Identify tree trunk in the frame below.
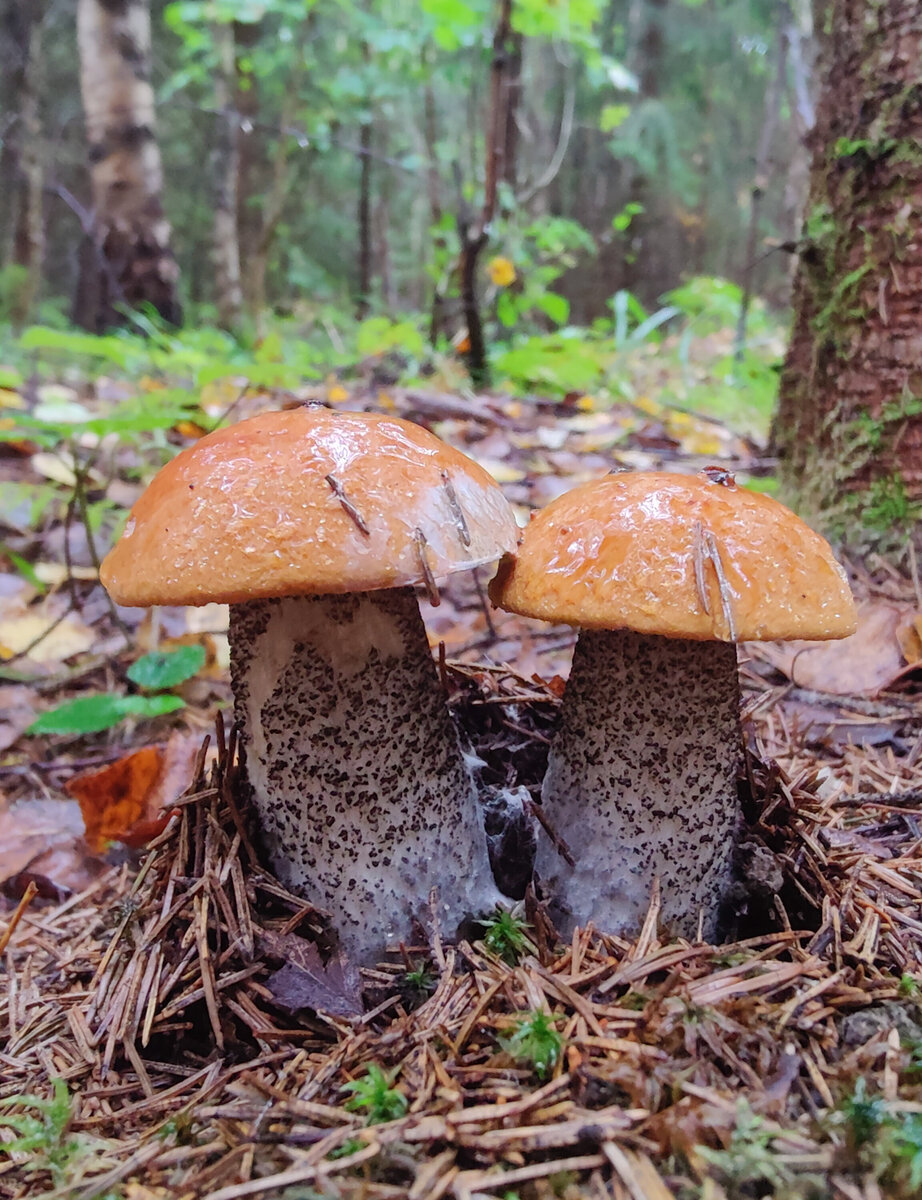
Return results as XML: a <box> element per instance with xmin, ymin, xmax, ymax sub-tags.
<box><xmin>772</xmin><ymin>0</ymin><xmax>922</xmax><ymax>553</ymax></box>
<box><xmin>2</xmin><ymin>0</ymin><xmax>45</xmax><ymax>326</ymax></box>
<box><xmin>212</xmin><ymin>20</ymin><xmax>242</xmax><ymax>331</ymax></box>
<box><xmin>74</xmin><ymin>0</ymin><xmax>181</xmax><ymax>331</ymax></box>
<box><xmin>356</xmin><ymin>120</ymin><xmax>373</xmax><ymax>318</ymax></box>
<box><xmin>459</xmin><ymin>0</ymin><xmax>519</xmax><ymax>388</ymax></box>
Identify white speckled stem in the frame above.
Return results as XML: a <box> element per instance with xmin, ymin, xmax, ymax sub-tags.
<box><xmin>229</xmin><ymin>589</ymin><xmax>501</xmax><ymax>965</ymax></box>
<box><xmin>535</xmin><ymin>630</ymin><xmax>742</xmax><ymax>942</ymax></box>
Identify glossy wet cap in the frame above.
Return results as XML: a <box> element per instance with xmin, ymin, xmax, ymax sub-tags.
<box><xmin>490</xmin><ymin>469</ymin><xmax>857</xmax><ymax>642</ymax></box>
<box><xmin>101</xmin><ymin>407</ymin><xmax>519</xmax><ymax>606</ymax></box>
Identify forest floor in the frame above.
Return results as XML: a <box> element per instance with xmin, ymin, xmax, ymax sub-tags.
<box><xmin>2</xmin><ymin>328</ymin><xmax>922</xmax><ymax>1199</ymax></box>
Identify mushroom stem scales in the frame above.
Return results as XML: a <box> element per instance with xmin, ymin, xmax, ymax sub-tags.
<box><xmin>230</xmin><ymin>588</ymin><xmax>501</xmax><ymax>962</ymax></box>
<box><xmin>536</xmin><ymin>630</ymin><xmax>740</xmax><ymax>941</ymax></box>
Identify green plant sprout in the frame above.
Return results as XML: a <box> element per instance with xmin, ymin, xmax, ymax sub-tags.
<box><xmin>498</xmin><ymin>1011</ymin><xmax>565</xmax><ymax>1080</ymax></box>
<box><xmin>478</xmin><ymin>907</ymin><xmax>537</xmax><ymax>965</ymax></box>
<box><xmin>0</xmin><ymin>1078</ymin><xmax>118</xmax><ymax>1194</ymax></box>
<box><xmin>27</xmin><ymin>644</ymin><xmax>205</xmax><ymax>737</ymax></box>
<box><xmin>342</xmin><ymin>1064</ymin><xmax>408</xmax><ymax>1125</ymax></box>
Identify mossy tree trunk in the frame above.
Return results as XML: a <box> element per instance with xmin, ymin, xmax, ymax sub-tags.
<box><xmin>773</xmin><ymin>0</ymin><xmax>922</xmax><ymax>551</ymax></box>
<box><xmin>74</xmin><ymin>0</ymin><xmax>181</xmax><ymax>331</ymax></box>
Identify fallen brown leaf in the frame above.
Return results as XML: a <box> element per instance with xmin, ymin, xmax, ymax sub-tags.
<box><xmin>65</xmin><ymin>731</ymin><xmax>201</xmax><ymax>854</ymax></box>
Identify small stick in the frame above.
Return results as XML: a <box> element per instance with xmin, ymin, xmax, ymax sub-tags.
<box><xmin>705</xmin><ymin>530</ymin><xmax>737</xmax><ymax>641</ymax></box>
<box><xmin>325</xmin><ymin>473</ymin><xmax>370</xmax><ymax>535</ymax></box>
<box><xmin>472</xmin><ymin>566</ymin><xmax>497</xmax><ymax>638</ymax></box>
<box><xmin>692</xmin><ymin>521</ymin><xmax>710</xmax><ymax>615</ymax></box>
<box><xmin>413</xmin><ymin>528</ymin><xmax>441</xmax><ymax>606</ymax></box>
<box><xmin>440</xmin><ymin>469</ymin><xmax>471</xmax><ymax>546</ymax></box>
<box><xmin>0</xmin><ymin>880</ymin><xmax>38</xmax><ymax>955</ymax></box>
<box><xmin>526</xmin><ymin>798</ymin><xmax>575</xmax><ymax>867</ymax></box>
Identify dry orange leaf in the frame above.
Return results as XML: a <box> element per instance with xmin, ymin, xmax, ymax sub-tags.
<box><xmin>66</xmin><ymin>746</ymin><xmax>163</xmax><ymax>854</ymax></box>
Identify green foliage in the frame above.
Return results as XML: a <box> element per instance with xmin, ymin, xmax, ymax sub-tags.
<box><xmin>494</xmin><ymin>332</ymin><xmax>612</xmax><ymax>396</ymax></box>
<box><xmin>478</xmin><ymin>907</ymin><xmax>536</xmax><ymax>965</ymax></box>
<box><xmin>833</xmin><ymin>1080</ymin><xmax>922</xmax><ymax>1195</ymax></box>
<box><xmin>127</xmin><ymin>645</ymin><xmax>207</xmax><ymax>690</ymax></box>
<box><xmin>0</xmin><ymin>1078</ymin><xmax>116</xmax><ymax>1192</ymax></box>
<box><xmin>403</xmin><ymin>960</ymin><xmax>436</xmax><ymax>996</ymax></box>
<box><xmin>327</xmin><ymin>1136</ymin><xmax>365</xmax><ymax>1160</ymax></box>
<box><xmin>27</xmin><ymin>694</ymin><xmax>185</xmax><ymax>737</ymax></box>
<box><xmin>356</xmin><ymin>317</ymin><xmax>426</xmax><ymax>360</ymax></box>
<box><xmin>342</xmin><ymin>1064</ymin><xmax>408</xmax><ymax>1125</ymax></box>
<box><xmin>840</xmin><ymin>1078</ymin><xmax>887</xmax><ymax>1152</ymax></box>
<box><xmin>696</xmin><ymin>1101</ymin><xmax>822</xmax><ymax>1195</ymax></box>
<box><xmin>899</xmin><ymin>973</ymin><xmax>922</xmax><ymax>998</ymax></box>
<box><xmin>498</xmin><ymin>1011</ymin><xmax>564</xmax><ymax>1080</ymax></box>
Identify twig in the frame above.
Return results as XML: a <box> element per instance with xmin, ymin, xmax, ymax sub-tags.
<box><xmin>705</xmin><ymin>530</ymin><xmax>737</xmax><ymax>640</ymax></box>
<box><xmin>692</xmin><ymin>521</ymin><xmax>710</xmax><ymax>615</ymax></box>
<box><xmin>325</xmin><ymin>473</ymin><xmax>370</xmax><ymax>535</ymax></box>
<box><xmin>440</xmin><ymin>470</ymin><xmax>471</xmax><ymax>547</ymax></box>
<box><xmin>0</xmin><ymin>881</ymin><xmax>38</xmax><ymax>955</ymax></box>
<box><xmin>413</xmin><ymin>528</ymin><xmax>440</xmax><ymax>606</ymax></box>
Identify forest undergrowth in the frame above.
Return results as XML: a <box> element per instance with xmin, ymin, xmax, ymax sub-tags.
<box><xmin>2</xmin><ymin>298</ymin><xmax>922</xmax><ymax>1199</ymax></box>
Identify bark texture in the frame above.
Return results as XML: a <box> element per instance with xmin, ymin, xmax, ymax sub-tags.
<box><xmin>230</xmin><ymin>589</ymin><xmax>501</xmax><ymax>965</ymax></box>
<box><xmin>773</xmin><ymin>0</ymin><xmax>922</xmax><ymax>550</ymax></box>
<box><xmin>535</xmin><ymin>631</ymin><xmax>741</xmax><ymax>942</ymax></box>
<box><xmin>75</xmin><ymin>0</ymin><xmax>181</xmax><ymax>331</ymax></box>
<box><xmin>2</xmin><ymin>0</ymin><xmax>44</xmax><ymax>326</ymax></box>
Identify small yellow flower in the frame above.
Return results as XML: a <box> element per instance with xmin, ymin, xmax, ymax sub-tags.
<box><xmin>487</xmin><ymin>256</ymin><xmax>517</xmax><ymax>287</ymax></box>
<box><xmin>327</xmin><ymin>384</ymin><xmax>349</xmax><ymax>404</ymax></box>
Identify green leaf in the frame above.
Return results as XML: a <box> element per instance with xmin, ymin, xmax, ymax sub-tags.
<box><xmin>28</xmin><ymin>694</ymin><xmax>184</xmax><ymax>736</ymax></box>
<box><xmin>127</xmin><ymin>645</ymin><xmax>206</xmax><ymax>690</ymax></box>
<box><xmin>19</xmin><ymin>326</ymin><xmax>134</xmax><ymax>370</ymax></box>
<box><xmin>496</xmin><ymin>291</ymin><xmax>518</xmax><ymax>329</ymax></box>
<box><xmin>600</xmin><ymin>103</ymin><xmax>631</xmax><ymax>133</ymax></box>
<box><xmin>535</xmin><ymin>292</ymin><xmax>570</xmax><ymax>326</ymax></box>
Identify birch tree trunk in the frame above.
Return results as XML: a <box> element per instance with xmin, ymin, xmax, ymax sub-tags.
<box><xmin>773</xmin><ymin>0</ymin><xmax>922</xmax><ymax>554</ymax></box>
<box><xmin>74</xmin><ymin>0</ymin><xmax>181</xmax><ymax>331</ymax></box>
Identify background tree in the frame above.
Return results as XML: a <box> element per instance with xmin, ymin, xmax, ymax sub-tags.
<box><xmin>211</xmin><ymin>18</ymin><xmax>243</xmax><ymax>330</ymax></box>
<box><xmin>74</xmin><ymin>0</ymin><xmax>181</xmax><ymax>331</ymax></box>
<box><xmin>1</xmin><ymin>0</ymin><xmax>45</xmax><ymax>326</ymax></box>
<box><xmin>773</xmin><ymin>0</ymin><xmax>922</xmax><ymax>552</ymax></box>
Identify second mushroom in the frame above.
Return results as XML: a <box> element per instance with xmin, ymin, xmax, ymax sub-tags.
<box><xmin>490</xmin><ymin>469</ymin><xmax>857</xmax><ymax>941</ymax></box>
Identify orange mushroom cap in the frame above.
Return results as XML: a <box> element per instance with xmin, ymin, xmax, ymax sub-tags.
<box><xmin>490</xmin><ymin>470</ymin><xmax>857</xmax><ymax>642</ymax></box>
<box><xmin>101</xmin><ymin>407</ymin><xmax>518</xmax><ymax>607</ymax></box>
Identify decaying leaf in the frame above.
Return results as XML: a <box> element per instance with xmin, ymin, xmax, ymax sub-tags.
<box><xmin>260</xmin><ymin>929</ymin><xmax>363</xmax><ymax>1017</ymax></box>
<box><xmin>66</xmin><ymin>746</ymin><xmax>164</xmax><ymax>853</ymax></box>
<box><xmin>0</xmin><ymin>796</ymin><xmax>100</xmax><ymax>896</ymax></box>
<box><xmin>65</xmin><ymin>732</ymin><xmax>199</xmax><ymax>853</ymax></box>
<box><xmin>747</xmin><ymin>601</ymin><xmax>910</xmax><ymax>695</ymax></box>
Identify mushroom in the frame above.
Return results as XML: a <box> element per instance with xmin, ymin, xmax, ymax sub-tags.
<box><xmin>489</xmin><ymin>468</ymin><xmax>857</xmax><ymax>941</ymax></box>
<box><xmin>101</xmin><ymin>406</ymin><xmax>519</xmax><ymax>963</ymax></box>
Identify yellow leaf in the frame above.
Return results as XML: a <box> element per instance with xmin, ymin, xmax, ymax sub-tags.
<box><xmin>31</xmin><ymin>451</ymin><xmax>77</xmax><ymax>487</ymax></box>
<box><xmin>633</xmin><ymin>395</ymin><xmax>662</xmax><ymax>417</ymax></box>
<box><xmin>0</xmin><ymin>387</ymin><xmax>25</xmax><ymax>410</ymax></box>
<box><xmin>327</xmin><ymin>384</ymin><xmax>349</xmax><ymax>403</ymax></box>
<box><xmin>474</xmin><ymin>457</ymin><xmax>526</xmax><ymax>483</ymax></box>
<box><xmin>32</xmin><ymin>563</ymin><xmax>98</xmax><ymax>585</ymax></box>
<box><xmin>0</xmin><ymin>610</ymin><xmax>96</xmax><ymax>663</ymax></box>
<box><xmin>487</xmin><ymin>257</ymin><xmax>517</xmax><ymax>287</ymax></box>
<box><xmin>575</xmin><ymin>394</ymin><xmax>596</xmax><ymax>412</ymax></box>
<box><xmin>680</xmin><ymin>430</ymin><xmax>728</xmax><ymax>456</ymax></box>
